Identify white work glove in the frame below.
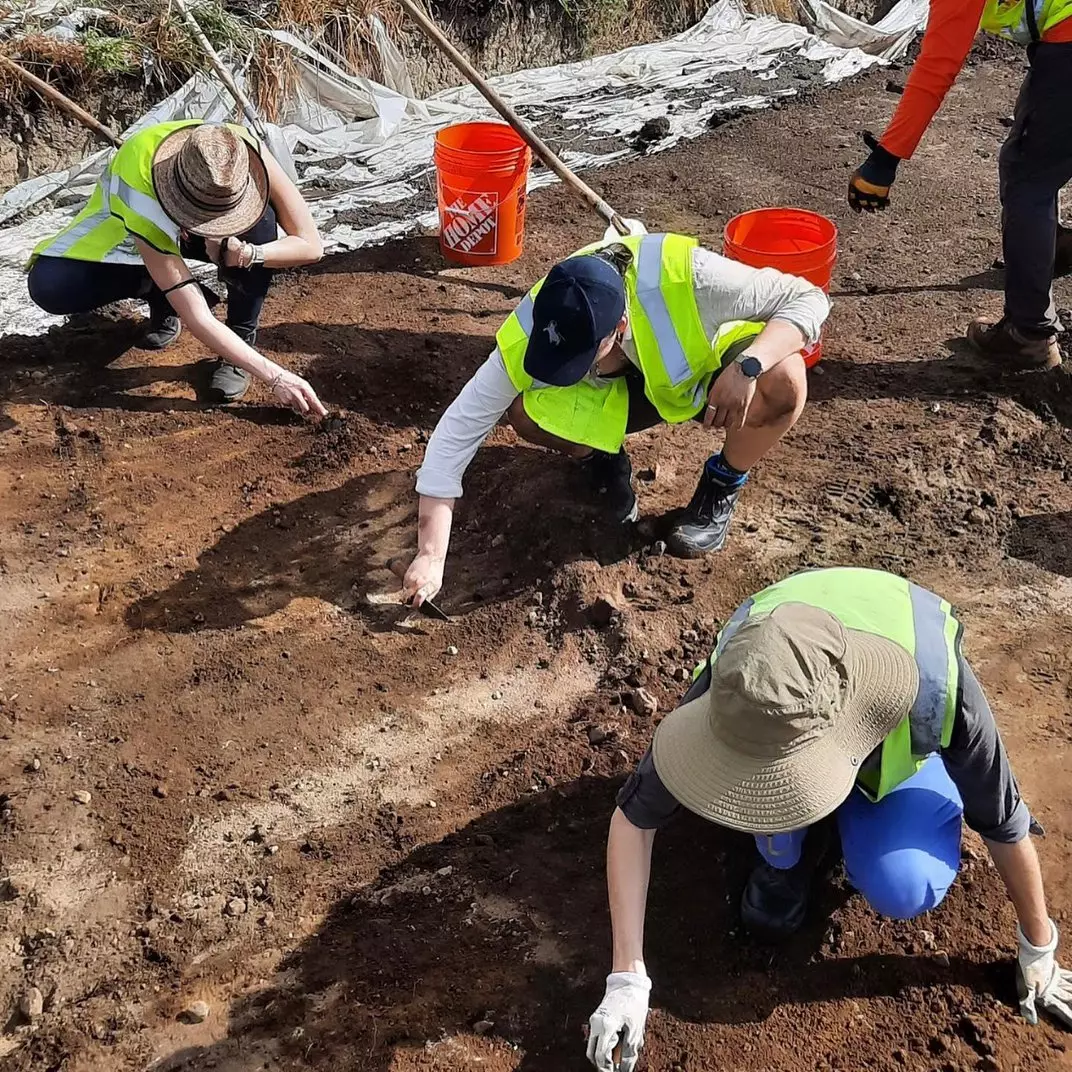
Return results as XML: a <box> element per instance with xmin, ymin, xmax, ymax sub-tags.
<box><xmin>1017</xmin><ymin>920</ymin><xmax>1072</xmax><ymax>1030</ymax></box>
<box><xmin>587</xmin><ymin>971</ymin><xmax>651</xmax><ymax>1072</ymax></box>
<box><xmin>603</xmin><ymin>218</ymin><xmax>647</xmax><ymax>241</ymax></box>
<box><xmin>267</xmin><ymin>368</ymin><xmax>328</xmax><ymax>419</ymax></box>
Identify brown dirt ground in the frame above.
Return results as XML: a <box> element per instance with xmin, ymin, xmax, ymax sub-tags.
<box><xmin>2</xmin><ymin>55</ymin><xmax>1072</xmax><ymax>1072</ymax></box>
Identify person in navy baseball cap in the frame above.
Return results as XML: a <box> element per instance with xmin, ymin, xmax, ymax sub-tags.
<box><xmin>523</xmin><ymin>254</ymin><xmax>628</xmax><ymax>387</ymax></box>
<box><xmin>398</xmin><ymin>233</ymin><xmax>831</xmax><ymax>615</ymax></box>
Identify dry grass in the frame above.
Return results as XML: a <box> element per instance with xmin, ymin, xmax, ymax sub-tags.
<box><xmin>744</xmin><ymin>0</ymin><xmax>802</xmax><ymax>22</ymax></box>
<box><xmin>254</xmin><ymin>0</ymin><xmax>406</xmax><ymax>115</ymax></box>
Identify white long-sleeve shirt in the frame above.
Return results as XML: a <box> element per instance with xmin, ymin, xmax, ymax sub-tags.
<box><xmin>415</xmin><ymin>247</ymin><xmax>830</xmax><ymax>500</ymax></box>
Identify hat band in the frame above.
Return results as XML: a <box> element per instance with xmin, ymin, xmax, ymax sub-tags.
<box><xmin>174</xmin><ymin>156</ymin><xmax>250</xmax><ymax>214</ymax></box>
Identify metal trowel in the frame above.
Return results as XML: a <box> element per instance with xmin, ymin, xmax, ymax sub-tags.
<box><xmin>385</xmin><ymin>557</ymin><xmax>450</xmax><ymax>621</ymax></box>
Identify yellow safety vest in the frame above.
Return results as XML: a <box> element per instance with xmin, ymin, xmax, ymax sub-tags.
<box><xmin>495</xmin><ymin>233</ymin><xmax>763</xmax><ymax>455</ymax></box>
<box><xmin>697</xmin><ymin>567</ymin><xmax>962</xmax><ymax>803</ymax></box>
<box><xmin>32</xmin><ymin>120</ymin><xmax>259</xmax><ymax>265</ymax></box>
<box><xmin>980</xmin><ymin>0</ymin><xmax>1072</xmax><ymax>43</ymax></box>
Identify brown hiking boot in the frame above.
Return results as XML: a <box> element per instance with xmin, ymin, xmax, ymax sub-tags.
<box><xmin>967</xmin><ymin>317</ymin><xmax>1061</xmax><ymax>370</ymax></box>
<box><xmin>1056</xmin><ymin>224</ymin><xmax>1072</xmax><ymax>279</ymax></box>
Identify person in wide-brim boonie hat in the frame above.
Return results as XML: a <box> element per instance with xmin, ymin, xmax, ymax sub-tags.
<box><xmin>585</xmin><ymin>566</ymin><xmax>1072</xmax><ymax>1072</ymax></box>
<box><xmin>652</xmin><ymin>602</ymin><xmax>919</xmax><ymax>834</ymax></box>
<box><xmin>28</xmin><ymin>120</ymin><xmax>326</xmax><ymax>417</ymax></box>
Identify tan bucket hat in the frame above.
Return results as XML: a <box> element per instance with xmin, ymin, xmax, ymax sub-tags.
<box><xmin>152</xmin><ymin>123</ymin><xmax>269</xmax><ymax>239</ymax></box>
<box><xmin>652</xmin><ymin>603</ymin><xmax>920</xmax><ymax>834</ymax></box>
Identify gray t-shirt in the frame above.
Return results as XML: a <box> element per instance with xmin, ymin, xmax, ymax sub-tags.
<box><xmin>617</xmin><ymin>657</ymin><xmax>1030</xmax><ymax>843</ymax></box>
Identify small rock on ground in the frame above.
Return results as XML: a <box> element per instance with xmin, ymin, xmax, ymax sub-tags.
<box><xmin>19</xmin><ymin>986</ymin><xmax>44</xmax><ymax>1020</ymax></box>
<box><xmin>630</xmin><ymin>688</ymin><xmax>658</xmax><ymax>717</ymax></box>
<box><xmin>224</xmin><ymin>898</ymin><xmax>248</xmax><ymax>917</ymax></box>
<box><xmin>588</xmin><ymin>595</ymin><xmax>622</xmax><ymax>627</ymax></box>
<box><xmin>72</xmin><ymin>790</ymin><xmax>92</xmax><ymax>805</ymax></box>
<box><xmin>178</xmin><ymin>1000</ymin><xmax>210</xmax><ymax>1025</ymax></box>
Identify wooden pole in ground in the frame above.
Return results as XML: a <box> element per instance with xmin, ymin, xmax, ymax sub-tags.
<box><xmin>0</xmin><ymin>55</ymin><xmax>122</xmax><ymax>147</ymax></box>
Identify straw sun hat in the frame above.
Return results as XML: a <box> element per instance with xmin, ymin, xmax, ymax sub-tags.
<box><xmin>652</xmin><ymin>603</ymin><xmax>920</xmax><ymax>834</ymax></box>
<box><xmin>152</xmin><ymin>123</ymin><xmax>269</xmax><ymax>239</ymax></box>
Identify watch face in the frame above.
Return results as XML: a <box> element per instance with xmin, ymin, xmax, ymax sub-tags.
<box><xmin>739</xmin><ymin>356</ymin><xmax>763</xmax><ymax>378</ymax></box>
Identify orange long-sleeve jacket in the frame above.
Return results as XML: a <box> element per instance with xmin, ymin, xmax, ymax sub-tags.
<box><xmin>879</xmin><ymin>1</ymin><xmax>1072</xmax><ymax>160</ymax></box>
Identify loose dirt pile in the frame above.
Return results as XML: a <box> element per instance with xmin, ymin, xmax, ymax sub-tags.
<box><xmin>2</xmin><ymin>57</ymin><xmax>1072</xmax><ymax>1072</ymax></box>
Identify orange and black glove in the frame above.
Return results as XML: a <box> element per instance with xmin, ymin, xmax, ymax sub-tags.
<box><xmin>848</xmin><ymin>132</ymin><xmax>900</xmax><ymax>213</ymax></box>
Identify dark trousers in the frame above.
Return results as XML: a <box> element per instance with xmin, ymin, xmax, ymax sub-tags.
<box><xmin>999</xmin><ymin>42</ymin><xmax>1072</xmax><ymax>338</ymax></box>
<box><xmin>27</xmin><ymin>205</ymin><xmax>277</xmax><ymax>342</ymax></box>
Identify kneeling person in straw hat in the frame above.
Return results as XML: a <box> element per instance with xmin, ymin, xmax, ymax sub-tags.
<box><xmin>28</xmin><ymin>120</ymin><xmax>326</xmax><ymax>416</ymax></box>
<box><xmin>587</xmin><ymin>566</ymin><xmax>1072</xmax><ymax>1072</ymax></box>
<box><xmin>402</xmin><ymin>234</ymin><xmax>828</xmax><ymax>606</ymax></box>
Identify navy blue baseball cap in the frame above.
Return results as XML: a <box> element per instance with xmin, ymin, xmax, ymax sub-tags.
<box><xmin>523</xmin><ymin>255</ymin><xmax>627</xmax><ymax>387</ymax></box>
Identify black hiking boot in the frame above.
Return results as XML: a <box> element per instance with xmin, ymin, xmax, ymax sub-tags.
<box><xmin>139</xmin><ymin>301</ymin><xmax>181</xmax><ymax>351</ymax></box>
<box><xmin>741</xmin><ymin>824</ymin><xmax>835</xmax><ymax>944</ymax></box>
<box><xmin>582</xmin><ymin>448</ymin><xmax>638</xmax><ymax>523</ymax></box>
<box><xmin>667</xmin><ymin>468</ymin><xmax>743</xmax><ymax>557</ymax></box>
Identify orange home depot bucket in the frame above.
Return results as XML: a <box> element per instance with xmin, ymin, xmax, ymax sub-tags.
<box><xmin>723</xmin><ymin>208</ymin><xmax>838</xmax><ymax>367</ymax></box>
<box><xmin>433</xmin><ymin>123</ymin><xmax>532</xmax><ymax>267</ymax></box>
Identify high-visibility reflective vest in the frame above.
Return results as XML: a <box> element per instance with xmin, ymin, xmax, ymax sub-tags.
<box><xmin>705</xmin><ymin>567</ymin><xmax>962</xmax><ymax>802</ymax></box>
<box><xmin>980</xmin><ymin>0</ymin><xmax>1072</xmax><ymax>43</ymax></box>
<box><xmin>495</xmin><ymin>233</ymin><xmax>763</xmax><ymax>455</ymax></box>
<box><xmin>33</xmin><ymin>120</ymin><xmax>258</xmax><ymax>265</ymax></box>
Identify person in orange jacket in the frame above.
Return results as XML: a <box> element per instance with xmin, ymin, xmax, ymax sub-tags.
<box><xmin>849</xmin><ymin>0</ymin><xmax>1072</xmax><ymax>370</ymax></box>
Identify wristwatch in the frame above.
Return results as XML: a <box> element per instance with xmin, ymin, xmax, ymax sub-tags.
<box><xmin>734</xmin><ymin>354</ymin><xmax>764</xmax><ymax>379</ymax></box>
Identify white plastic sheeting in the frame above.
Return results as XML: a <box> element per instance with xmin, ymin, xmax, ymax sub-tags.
<box><xmin>0</xmin><ymin>0</ymin><xmax>927</xmax><ymax>339</ymax></box>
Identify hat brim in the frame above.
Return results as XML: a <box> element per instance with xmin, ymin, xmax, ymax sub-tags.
<box><xmin>151</xmin><ymin>127</ymin><xmax>270</xmax><ymax>239</ymax></box>
<box><xmin>651</xmin><ymin>629</ymin><xmax>919</xmax><ymax>834</ymax></box>
<box><xmin>522</xmin><ymin>340</ymin><xmax>599</xmax><ymax>387</ymax></box>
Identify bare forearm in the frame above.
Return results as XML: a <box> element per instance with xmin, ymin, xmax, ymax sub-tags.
<box><xmin>745</xmin><ymin>318</ymin><xmax>808</xmax><ymax>372</ymax></box>
<box><xmin>608</xmin><ymin>808</ymin><xmax>655</xmax><ymax>975</ymax></box>
<box><xmin>417</xmin><ymin>495</ymin><xmax>455</xmax><ymax>558</ymax></box>
<box><xmin>987</xmin><ymin>836</ymin><xmax>1052</xmax><ymax>946</ymax></box>
<box><xmin>258</xmin><ymin>233</ymin><xmax>323</xmax><ymax>268</ymax></box>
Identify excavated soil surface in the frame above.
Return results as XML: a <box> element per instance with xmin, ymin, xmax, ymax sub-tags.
<box><xmin>3</xmin><ymin>58</ymin><xmax>1072</xmax><ymax>1072</ymax></box>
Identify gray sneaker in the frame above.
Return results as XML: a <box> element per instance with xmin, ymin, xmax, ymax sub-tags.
<box><xmin>140</xmin><ymin>311</ymin><xmax>181</xmax><ymax>351</ymax></box>
<box><xmin>209</xmin><ymin>360</ymin><xmax>251</xmax><ymax>402</ymax></box>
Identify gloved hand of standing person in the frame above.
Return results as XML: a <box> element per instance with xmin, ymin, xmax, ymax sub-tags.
<box><xmin>1017</xmin><ymin>921</ymin><xmax>1072</xmax><ymax>1030</ymax></box>
<box><xmin>848</xmin><ymin>132</ymin><xmax>901</xmax><ymax>213</ymax></box>
<box><xmin>587</xmin><ymin>972</ymin><xmax>652</xmax><ymax>1072</ymax></box>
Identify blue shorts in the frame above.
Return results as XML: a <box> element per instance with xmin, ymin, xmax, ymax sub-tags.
<box><xmin>755</xmin><ymin>756</ymin><xmax>963</xmax><ymax>920</ymax></box>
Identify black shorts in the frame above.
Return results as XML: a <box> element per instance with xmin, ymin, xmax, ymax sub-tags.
<box><xmin>623</xmin><ymin>333</ymin><xmax>758</xmax><ymax>435</ymax></box>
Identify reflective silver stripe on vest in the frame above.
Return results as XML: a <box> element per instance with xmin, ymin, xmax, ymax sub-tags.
<box><xmin>636</xmin><ymin>234</ymin><xmax>692</xmax><ymax>386</ymax></box>
<box><xmin>516</xmin><ymin>293</ymin><xmax>534</xmax><ymax>337</ymax></box>
<box><xmin>908</xmin><ymin>583</ymin><xmax>951</xmax><ymax>755</ymax></box>
<box><xmin>40</xmin><ymin>207</ymin><xmax>113</xmax><ymax>258</ymax></box>
<box><xmin>111</xmin><ymin>175</ymin><xmax>180</xmax><ymax>245</ymax></box>
<box><xmin>716</xmin><ymin>597</ymin><xmax>754</xmax><ymax>655</ymax></box>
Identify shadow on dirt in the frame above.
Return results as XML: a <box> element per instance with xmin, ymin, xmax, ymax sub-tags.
<box><xmin>125</xmin><ymin>443</ymin><xmax>650</xmax><ymax>633</ymax></box>
<box><xmin>828</xmin><ymin>267</ymin><xmax>1006</xmax><ymax>301</ymax></box>
<box><xmin>150</xmin><ymin>774</ymin><xmax>1016</xmax><ymax>1072</ymax></box>
<box><xmin>810</xmin><ymin>344</ymin><xmax>1072</xmax><ymax>429</ymax></box>
<box><xmin>303</xmin><ymin>234</ymin><xmax>530</xmax><ymax>302</ymax></box>
<box><xmin>0</xmin><ymin>315</ymin><xmax>302</xmax><ymax>427</ymax></box>
<box><xmin>1008</xmin><ymin>510</ymin><xmax>1072</xmax><ymax>578</ymax></box>
<box><xmin>258</xmin><ymin>321</ymin><xmax>491</xmax><ymax>432</ymax></box>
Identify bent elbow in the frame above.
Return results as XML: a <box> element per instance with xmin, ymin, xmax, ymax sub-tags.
<box><xmin>303</xmin><ymin>237</ymin><xmax>325</xmax><ymax>265</ymax></box>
